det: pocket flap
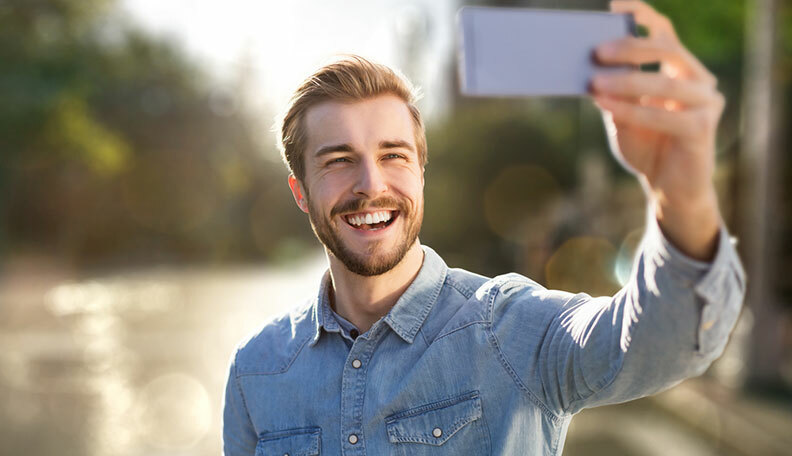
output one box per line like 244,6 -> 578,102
385,391 -> 482,446
256,427 -> 320,456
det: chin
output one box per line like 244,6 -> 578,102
336,246 -> 411,277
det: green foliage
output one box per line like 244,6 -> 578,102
0,0 -> 313,266
43,93 -> 130,176
650,0 -> 745,65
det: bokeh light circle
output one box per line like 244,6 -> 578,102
134,373 -> 211,451
545,236 -> 620,296
483,165 -> 561,244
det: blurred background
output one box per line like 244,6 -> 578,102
1,0 -> 790,455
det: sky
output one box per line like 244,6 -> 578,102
118,0 -> 459,119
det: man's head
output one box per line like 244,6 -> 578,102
278,56 -> 427,276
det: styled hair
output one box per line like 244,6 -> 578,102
277,55 -> 426,182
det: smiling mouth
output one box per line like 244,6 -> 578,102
343,210 -> 399,231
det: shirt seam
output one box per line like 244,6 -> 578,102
434,320 -> 488,342
486,325 -> 562,423
236,333 -> 313,377
484,278 -> 563,423
232,348 -> 256,429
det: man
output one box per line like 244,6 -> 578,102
223,2 -> 745,454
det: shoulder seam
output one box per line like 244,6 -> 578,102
485,277 -> 563,423
232,348 -> 255,426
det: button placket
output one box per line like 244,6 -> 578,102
340,323 -> 385,455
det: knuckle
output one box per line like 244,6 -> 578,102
713,91 -> 726,110
697,111 -> 714,132
705,72 -> 718,87
622,76 -> 638,93
660,75 -> 676,94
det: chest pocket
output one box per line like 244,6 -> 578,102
255,427 -> 320,456
385,391 -> 490,455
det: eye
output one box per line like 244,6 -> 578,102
384,153 -> 405,160
327,157 -> 350,165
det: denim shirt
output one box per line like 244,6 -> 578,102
223,218 -> 745,455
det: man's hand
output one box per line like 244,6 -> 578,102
590,0 -> 723,261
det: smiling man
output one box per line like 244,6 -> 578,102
223,2 -> 745,455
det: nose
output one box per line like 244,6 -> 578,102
352,158 -> 388,198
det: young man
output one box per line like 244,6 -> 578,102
223,2 -> 745,454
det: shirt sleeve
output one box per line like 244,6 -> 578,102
222,350 -> 258,455
488,215 -> 746,416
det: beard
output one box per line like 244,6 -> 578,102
306,194 -> 422,277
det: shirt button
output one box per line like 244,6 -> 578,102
432,427 -> 443,438
352,359 -> 362,369
348,434 -> 359,445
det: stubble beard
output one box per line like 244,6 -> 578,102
306,195 -> 422,277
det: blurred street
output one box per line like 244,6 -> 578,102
1,1 -> 791,453
2,253 -> 789,456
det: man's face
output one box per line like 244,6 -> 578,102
289,94 -> 425,276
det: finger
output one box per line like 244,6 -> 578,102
593,95 -> 718,140
596,37 -> 717,86
610,0 -> 678,42
591,72 -> 718,108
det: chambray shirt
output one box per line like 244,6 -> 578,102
223,218 -> 745,455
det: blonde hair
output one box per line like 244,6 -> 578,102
277,55 -> 426,182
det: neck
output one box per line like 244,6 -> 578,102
327,241 -> 425,333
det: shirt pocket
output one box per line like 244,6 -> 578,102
385,391 -> 490,455
255,426 -> 321,456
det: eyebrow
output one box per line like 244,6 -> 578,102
313,139 -> 415,158
379,139 -> 415,152
315,143 -> 354,157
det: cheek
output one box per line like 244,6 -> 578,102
389,172 -> 424,205
310,174 -> 347,198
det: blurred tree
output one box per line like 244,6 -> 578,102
0,0 -> 315,269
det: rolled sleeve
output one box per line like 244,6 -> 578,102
645,216 -> 747,356
488,214 -> 746,416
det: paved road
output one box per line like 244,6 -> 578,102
0,255 -> 760,455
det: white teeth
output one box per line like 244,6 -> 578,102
346,211 -> 394,228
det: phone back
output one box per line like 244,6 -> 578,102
458,7 -> 636,97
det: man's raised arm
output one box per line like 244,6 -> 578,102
488,0 -> 745,416
591,0 -> 725,261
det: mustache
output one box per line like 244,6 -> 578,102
330,196 -> 407,218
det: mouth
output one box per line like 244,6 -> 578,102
342,210 -> 399,231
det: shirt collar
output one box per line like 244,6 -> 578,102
310,245 -> 448,346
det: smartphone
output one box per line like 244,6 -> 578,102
457,6 -> 637,97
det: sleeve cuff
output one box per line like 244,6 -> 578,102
645,214 -> 746,296
644,213 -> 747,354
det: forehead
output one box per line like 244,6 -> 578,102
304,94 -> 415,152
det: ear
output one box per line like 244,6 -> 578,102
288,175 -> 310,214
